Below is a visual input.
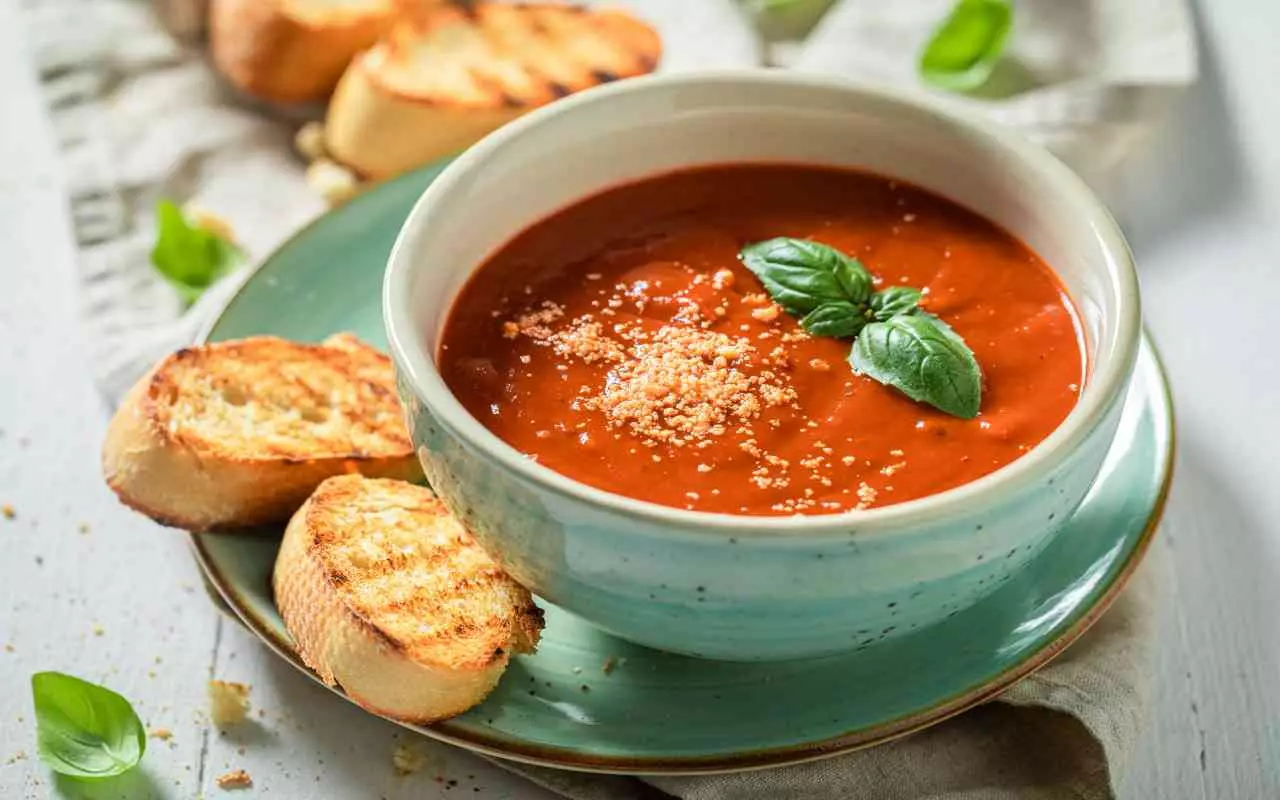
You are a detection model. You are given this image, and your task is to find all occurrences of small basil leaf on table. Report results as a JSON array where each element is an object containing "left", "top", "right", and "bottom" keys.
[
  {"left": 850, "top": 313, "right": 983, "bottom": 419},
  {"left": 150, "top": 199, "right": 243, "bottom": 307},
  {"left": 919, "top": 0, "right": 1013, "bottom": 92},
  {"left": 801, "top": 301, "right": 868, "bottom": 338},
  {"left": 740, "top": 238, "right": 874, "bottom": 313},
  {"left": 869, "top": 286, "right": 923, "bottom": 320},
  {"left": 32, "top": 672, "right": 146, "bottom": 780}
]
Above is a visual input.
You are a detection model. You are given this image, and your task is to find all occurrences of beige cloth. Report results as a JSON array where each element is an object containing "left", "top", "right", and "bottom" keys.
[{"left": 26, "top": 0, "right": 1173, "bottom": 797}]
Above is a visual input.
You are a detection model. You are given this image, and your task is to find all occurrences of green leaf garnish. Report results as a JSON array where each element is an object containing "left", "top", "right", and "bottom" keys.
[
  {"left": 32, "top": 672, "right": 146, "bottom": 780},
  {"left": 919, "top": 0, "right": 1013, "bottom": 92},
  {"left": 150, "top": 199, "right": 243, "bottom": 306},
  {"left": 739, "top": 237, "right": 982, "bottom": 418},
  {"left": 801, "top": 301, "right": 868, "bottom": 338},
  {"left": 850, "top": 313, "right": 982, "bottom": 419},
  {"left": 740, "top": 238, "right": 873, "bottom": 315},
  {"left": 869, "top": 286, "right": 923, "bottom": 320}
]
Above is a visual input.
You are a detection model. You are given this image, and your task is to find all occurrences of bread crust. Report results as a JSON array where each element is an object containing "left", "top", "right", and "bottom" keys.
[
  {"left": 210, "top": 0, "right": 395, "bottom": 104},
  {"left": 324, "top": 2, "right": 662, "bottom": 179},
  {"left": 102, "top": 334, "right": 422, "bottom": 531},
  {"left": 273, "top": 476, "right": 543, "bottom": 722}
]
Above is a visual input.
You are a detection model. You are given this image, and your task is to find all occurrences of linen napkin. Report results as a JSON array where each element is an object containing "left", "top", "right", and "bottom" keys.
[{"left": 22, "top": 0, "right": 1184, "bottom": 796}]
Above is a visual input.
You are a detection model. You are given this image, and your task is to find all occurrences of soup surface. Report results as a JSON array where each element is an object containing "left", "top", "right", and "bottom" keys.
[{"left": 439, "top": 165, "right": 1083, "bottom": 515}]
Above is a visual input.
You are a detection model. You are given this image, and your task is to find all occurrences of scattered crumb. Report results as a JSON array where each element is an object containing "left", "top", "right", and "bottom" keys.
[
  {"left": 1, "top": 505, "right": 14, "bottom": 520},
  {"left": 208, "top": 681, "right": 251, "bottom": 728},
  {"left": 3, "top": 644, "right": 13, "bottom": 653},
  {"left": 93, "top": 626, "right": 104, "bottom": 637},
  {"left": 215, "top": 769, "right": 253, "bottom": 790},
  {"left": 305, "top": 158, "right": 360, "bottom": 206},
  {"left": 392, "top": 743, "right": 427, "bottom": 776},
  {"left": 601, "top": 657, "right": 617, "bottom": 675},
  {"left": 808, "top": 358, "right": 831, "bottom": 371},
  {"left": 751, "top": 305, "right": 781, "bottom": 322},
  {"left": 571, "top": 666, "right": 582, "bottom": 675},
  {"left": 294, "top": 121, "right": 327, "bottom": 161},
  {"left": 182, "top": 205, "right": 237, "bottom": 244},
  {"left": 149, "top": 727, "right": 173, "bottom": 742},
  {"left": 77, "top": 523, "right": 90, "bottom": 534},
  {"left": 5, "top": 751, "right": 26, "bottom": 765}
]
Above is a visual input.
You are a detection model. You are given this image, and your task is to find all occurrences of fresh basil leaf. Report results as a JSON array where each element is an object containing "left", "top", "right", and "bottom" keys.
[
  {"left": 849, "top": 313, "right": 982, "bottom": 418},
  {"left": 740, "top": 238, "right": 873, "bottom": 315},
  {"left": 833, "top": 257, "right": 873, "bottom": 306},
  {"left": 919, "top": 0, "right": 1013, "bottom": 92},
  {"left": 801, "top": 301, "right": 868, "bottom": 338},
  {"left": 32, "top": 672, "right": 146, "bottom": 780},
  {"left": 150, "top": 199, "right": 243, "bottom": 307},
  {"left": 870, "top": 286, "right": 923, "bottom": 321}
]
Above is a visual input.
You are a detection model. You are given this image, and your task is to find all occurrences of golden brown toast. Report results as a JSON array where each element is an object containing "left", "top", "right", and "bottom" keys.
[
  {"left": 324, "top": 2, "right": 662, "bottom": 179},
  {"left": 273, "top": 475, "right": 543, "bottom": 721},
  {"left": 102, "top": 333, "right": 422, "bottom": 530},
  {"left": 209, "top": 0, "right": 398, "bottom": 104}
]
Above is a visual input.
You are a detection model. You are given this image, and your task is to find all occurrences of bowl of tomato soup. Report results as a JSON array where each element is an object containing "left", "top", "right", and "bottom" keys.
[{"left": 384, "top": 72, "right": 1140, "bottom": 661}]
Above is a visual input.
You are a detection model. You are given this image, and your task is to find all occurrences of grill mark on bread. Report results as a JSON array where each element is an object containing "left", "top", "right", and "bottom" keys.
[
  {"left": 300, "top": 477, "right": 542, "bottom": 671},
  {"left": 102, "top": 333, "right": 422, "bottom": 530}
]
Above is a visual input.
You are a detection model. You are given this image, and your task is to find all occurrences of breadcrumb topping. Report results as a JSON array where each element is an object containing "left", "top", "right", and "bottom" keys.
[{"left": 490, "top": 261, "right": 923, "bottom": 514}]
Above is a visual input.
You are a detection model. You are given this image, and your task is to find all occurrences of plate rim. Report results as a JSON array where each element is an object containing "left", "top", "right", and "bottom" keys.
[{"left": 188, "top": 164, "right": 1175, "bottom": 776}]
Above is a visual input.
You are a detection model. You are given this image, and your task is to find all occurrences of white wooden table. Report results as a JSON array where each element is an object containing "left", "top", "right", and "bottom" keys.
[{"left": 1, "top": 0, "right": 1277, "bottom": 797}]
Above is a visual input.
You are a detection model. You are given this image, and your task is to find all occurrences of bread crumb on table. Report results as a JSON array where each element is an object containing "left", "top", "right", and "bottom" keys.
[
  {"left": 306, "top": 158, "right": 360, "bottom": 207},
  {"left": 208, "top": 680, "right": 251, "bottom": 728},
  {"left": 216, "top": 769, "right": 252, "bottom": 790},
  {"left": 1, "top": 505, "right": 14, "bottom": 520},
  {"left": 149, "top": 727, "right": 173, "bottom": 741},
  {"left": 181, "top": 205, "right": 236, "bottom": 244},
  {"left": 294, "top": 121, "right": 327, "bottom": 161},
  {"left": 392, "top": 743, "right": 427, "bottom": 776}
]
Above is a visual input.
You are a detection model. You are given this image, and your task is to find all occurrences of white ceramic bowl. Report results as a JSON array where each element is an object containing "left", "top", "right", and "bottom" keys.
[{"left": 384, "top": 71, "right": 1141, "bottom": 661}]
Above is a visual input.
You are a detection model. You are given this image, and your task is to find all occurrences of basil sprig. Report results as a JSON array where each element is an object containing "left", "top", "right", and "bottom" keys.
[
  {"left": 740, "top": 237, "right": 982, "bottom": 419},
  {"left": 31, "top": 672, "right": 146, "bottom": 780}
]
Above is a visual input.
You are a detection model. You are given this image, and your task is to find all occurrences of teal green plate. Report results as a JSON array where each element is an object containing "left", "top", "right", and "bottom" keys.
[{"left": 190, "top": 164, "right": 1173, "bottom": 775}]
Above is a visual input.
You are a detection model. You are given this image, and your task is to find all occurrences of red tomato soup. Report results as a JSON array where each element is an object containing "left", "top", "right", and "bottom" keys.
[{"left": 439, "top": 165, "right": 1083, "bottom": 516}]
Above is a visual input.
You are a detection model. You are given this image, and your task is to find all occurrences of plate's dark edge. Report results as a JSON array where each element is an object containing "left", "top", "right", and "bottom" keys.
[{"left": 187, "top": 162, "right": 1176, "bottom": 776}]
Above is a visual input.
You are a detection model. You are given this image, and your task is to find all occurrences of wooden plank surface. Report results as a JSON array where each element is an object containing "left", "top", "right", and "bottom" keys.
[{"left": 2, "top": 0, "right": 1279, "bottom": 797}]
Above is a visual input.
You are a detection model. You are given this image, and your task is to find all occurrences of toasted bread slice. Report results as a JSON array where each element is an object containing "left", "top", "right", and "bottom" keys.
[
  {"left": 324, "top": 2, "right": 662, "bottom": 179},
  {"left": 103, "top": 334, "right": 422, "bottom": 530},
  {"left": 273, "top": 476, "right": 543, "bottom": 722},
  {"left": 209, "top": 0, "right": 399, "bottom": 104}
]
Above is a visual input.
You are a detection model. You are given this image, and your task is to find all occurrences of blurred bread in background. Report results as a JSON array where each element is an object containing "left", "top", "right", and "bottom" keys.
[
  {"left": 323, "top": 2, "right": 662, "bottom": 180},
  {"left": 209, "top": 0, "right": 398, "bottom": 104}
]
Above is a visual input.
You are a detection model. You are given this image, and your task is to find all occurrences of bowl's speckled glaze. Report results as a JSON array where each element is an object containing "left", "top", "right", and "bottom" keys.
[{"left": 385, "top": 72, "right": 1141, "bottom": 661}]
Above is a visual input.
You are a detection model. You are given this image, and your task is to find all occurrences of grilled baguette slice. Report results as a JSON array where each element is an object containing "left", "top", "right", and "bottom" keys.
[
  {"left": 324, "top": 2, "right": 662, "bottom": 179},
  {"left": 274, "top": 476, "right": 543, "bottom": 722},
  {"left": 103, "top": 333, "right": 422, "bottom": 530},
  {"left": 209, "top": 0, "right": 398, "bottom": 104}
]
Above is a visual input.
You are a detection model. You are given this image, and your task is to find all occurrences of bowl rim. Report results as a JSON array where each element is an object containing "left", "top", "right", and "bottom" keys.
[{"left": 383, "top": 69, "right": 1142, "bottom": 537}]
